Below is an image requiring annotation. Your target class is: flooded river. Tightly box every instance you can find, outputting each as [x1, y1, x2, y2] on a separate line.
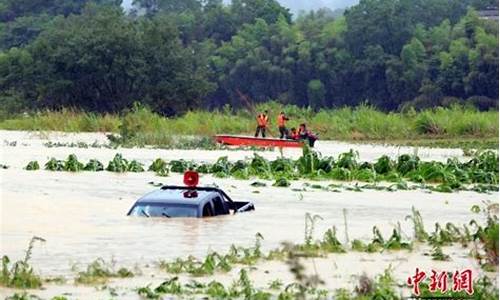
[0, 130, 497, 298]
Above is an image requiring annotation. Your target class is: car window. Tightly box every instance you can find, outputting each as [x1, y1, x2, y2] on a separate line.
[212, 196, 228, 215]
[130, 204, 198, 218]
[202, 203, 214, 217]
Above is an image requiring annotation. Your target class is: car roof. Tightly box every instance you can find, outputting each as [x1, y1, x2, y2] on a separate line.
[135, 188, 221, 206]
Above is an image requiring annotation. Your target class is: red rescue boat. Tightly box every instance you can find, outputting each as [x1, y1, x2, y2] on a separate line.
[214, 135, 304, 148]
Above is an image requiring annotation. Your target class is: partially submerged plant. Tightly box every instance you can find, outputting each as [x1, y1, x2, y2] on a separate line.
[84, 159, 104, 171]
[0, 236, 45, 289]
[159, 234, 264, 276]
[106, 153, 128, 172]
[74, 258, 134, 285]
[430, 245, 450, 261]
[19, 149, 498, 194]
[148, 158, 169, 176]
[63, 154, 84, 172]
[470, 203, 499, 270]
[44, 158, 64, 171]
[273, 177, 291, 187]
[127, 160, 144, 172]
[406, 206, 428, 242]
[25, 161, 40, 170]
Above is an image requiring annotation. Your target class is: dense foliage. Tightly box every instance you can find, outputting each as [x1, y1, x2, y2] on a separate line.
[0, 0, 498, 116]
[2, 104, 498, 145]
[23, 148, 499, 193]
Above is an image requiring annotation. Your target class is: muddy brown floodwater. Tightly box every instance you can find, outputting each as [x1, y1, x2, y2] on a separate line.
[0, 130, 498, 299]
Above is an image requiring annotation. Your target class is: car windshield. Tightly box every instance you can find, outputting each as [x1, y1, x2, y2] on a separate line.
[129, 204, 198, 218]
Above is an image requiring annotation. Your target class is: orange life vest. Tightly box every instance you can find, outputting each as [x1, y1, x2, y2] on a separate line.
[277, 114, 287, 127]
[257, 114, 268, 126]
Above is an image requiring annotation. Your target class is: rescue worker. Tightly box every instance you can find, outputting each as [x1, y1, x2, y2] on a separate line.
[288, 127, 299, 140]
[298, 123, 318, 147]
[255, 110, 269, 138]
[277, 111, 290, 139]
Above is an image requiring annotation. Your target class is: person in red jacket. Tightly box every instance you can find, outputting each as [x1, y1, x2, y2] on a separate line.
[277, 111, 290, 139]
[288, 127, 299, 140]
[255, 110, 269, 138]
[298, 123, 318, 147]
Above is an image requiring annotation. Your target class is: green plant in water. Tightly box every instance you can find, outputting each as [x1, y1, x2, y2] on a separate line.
[430, 245, 450, 261]
[268, 279, 283, 290]
[44, 158, 64, 171]
[5, 293, 42, 300]
[25, 161, 39, 170]
[169, 159, 196, 173]
[428, 223, 455, 247]
[106, 153, 128, 172]
[304, 213, 323, 247]
[396, 154, 420, 175]
[273, 177, 290, 187]
[148, 158, 169, 176]
[127, 160, 144, 172]
[74, 258, 134, 285]
[336, 150, 358, 170]
[320, 226, 346, 253]
[19, 149, 498, 192]
[374, 155, 393, 174]
[63, 154, 84, 171]
[470, 203, 499, 270]
[384, 223, 412, 250]
[405, 206, 428, 242]
[137, 277, 183, 299]
[84, 159, 104, 171]
[351, 239, 368, 252]
[0, 236, 45, 289]
[250, 153, 272, 178]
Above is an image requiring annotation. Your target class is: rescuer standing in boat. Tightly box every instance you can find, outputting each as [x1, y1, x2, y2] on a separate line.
[277, 111, 290, 139]
[255, 110, 269, 137]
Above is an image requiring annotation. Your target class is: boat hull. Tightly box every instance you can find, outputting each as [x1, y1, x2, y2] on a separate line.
[214, 135, 303, 148]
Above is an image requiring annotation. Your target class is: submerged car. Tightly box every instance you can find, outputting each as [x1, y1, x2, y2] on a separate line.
[127, 171, 255, 218]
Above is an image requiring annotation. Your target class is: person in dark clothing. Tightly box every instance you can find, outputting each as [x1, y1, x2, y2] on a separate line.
[255, 110, 269, 137]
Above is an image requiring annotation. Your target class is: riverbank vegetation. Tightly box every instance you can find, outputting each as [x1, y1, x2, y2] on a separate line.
[0, 0, 498, 118]
[1, 104, 498, 147]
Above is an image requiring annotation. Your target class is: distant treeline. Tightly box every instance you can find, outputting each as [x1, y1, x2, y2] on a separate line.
[0, 0, 498, 116]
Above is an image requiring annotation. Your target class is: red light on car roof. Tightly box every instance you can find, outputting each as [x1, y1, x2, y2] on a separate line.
[183, 171, 199, 187]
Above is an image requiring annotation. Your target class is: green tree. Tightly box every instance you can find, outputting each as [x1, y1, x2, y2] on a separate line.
[307, 79, 326, 110]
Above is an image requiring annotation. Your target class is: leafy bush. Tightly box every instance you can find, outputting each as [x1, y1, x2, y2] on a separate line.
[20, 149, 498, 193]
[45, 158, 64, 171]
[25, 161, 39, 170]
[63, 154, 84, 172]
[106, 153, 128, 172]
[127, 160, 144, 172]
[148, 158, 169, 176]
[273, 177, 290, 187]
[374, 155, 393, 174]
[84, 159, 104, 171]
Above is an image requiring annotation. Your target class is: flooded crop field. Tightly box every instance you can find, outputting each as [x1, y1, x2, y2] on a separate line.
[0, 130, 498, 299]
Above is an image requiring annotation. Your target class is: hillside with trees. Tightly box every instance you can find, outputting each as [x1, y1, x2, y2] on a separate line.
[0, 0, 498, 116]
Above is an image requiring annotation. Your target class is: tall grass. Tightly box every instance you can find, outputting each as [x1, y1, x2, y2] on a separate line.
[0, 109, 120, 132]
[0, 103, 497, 142]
